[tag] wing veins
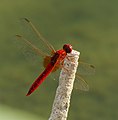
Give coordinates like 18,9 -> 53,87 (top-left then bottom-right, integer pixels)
23,18 -> 56,54
75,74 -> 89,91
16,35 -> 49,57
78,61 -> 95,75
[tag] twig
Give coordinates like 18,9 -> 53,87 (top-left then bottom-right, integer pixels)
48,50 -> 80,120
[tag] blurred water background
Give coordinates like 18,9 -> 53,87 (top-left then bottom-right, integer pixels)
0,0 -> 118,120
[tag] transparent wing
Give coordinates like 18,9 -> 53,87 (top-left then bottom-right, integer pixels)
77,61 -> 95,75
22,18 -> 56,54
74,61 -> 95,91
16,35 -> 48,57
74,74 -> 89,91
15,18 -> 56,67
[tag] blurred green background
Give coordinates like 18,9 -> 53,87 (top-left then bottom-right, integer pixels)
0,0 -> 118,120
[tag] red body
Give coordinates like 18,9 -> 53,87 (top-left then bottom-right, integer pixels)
26,49 -> 67,96
17,18 -> 93,96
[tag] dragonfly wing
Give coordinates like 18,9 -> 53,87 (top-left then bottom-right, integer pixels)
16,35 -> 48,57
74,74 -> 89,91
77,61 -> 95,75
22,18 -> 56,54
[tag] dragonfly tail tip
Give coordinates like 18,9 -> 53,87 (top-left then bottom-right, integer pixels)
26,92 -> 30,96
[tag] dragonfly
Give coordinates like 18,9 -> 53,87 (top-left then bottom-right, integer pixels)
16,18 -> 95,96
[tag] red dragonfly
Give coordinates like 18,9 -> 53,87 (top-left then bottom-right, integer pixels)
16,18 -> 95,96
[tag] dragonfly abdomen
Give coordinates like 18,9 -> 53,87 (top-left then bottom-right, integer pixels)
26,63 -> 54,96
26,50 -> 67,96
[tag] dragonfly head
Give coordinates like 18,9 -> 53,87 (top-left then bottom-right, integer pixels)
63,44 -> 72,53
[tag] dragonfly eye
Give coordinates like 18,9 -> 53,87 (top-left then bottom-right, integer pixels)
63,44 -> 72,53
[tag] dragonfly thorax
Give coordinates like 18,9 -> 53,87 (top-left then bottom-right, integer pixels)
63,44 -> 72,53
